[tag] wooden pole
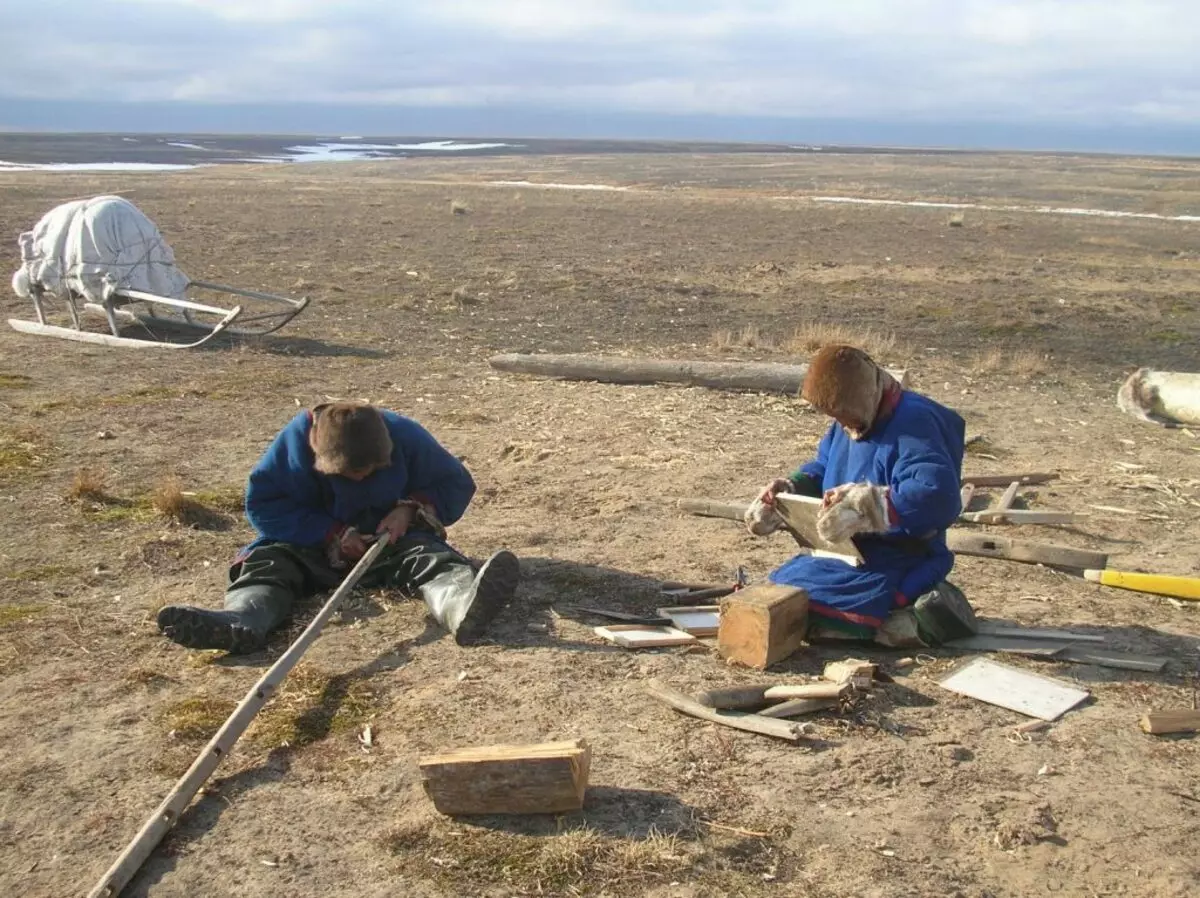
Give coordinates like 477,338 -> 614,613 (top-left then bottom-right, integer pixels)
675,497 -> 1108,571
86,536 -> 392,898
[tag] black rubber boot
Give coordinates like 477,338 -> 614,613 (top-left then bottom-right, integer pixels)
156,586 -> 291,654
417,550 -> 520,645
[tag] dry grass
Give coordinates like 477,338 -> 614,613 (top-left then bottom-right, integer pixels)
0,603 -> 46,626
383,821 -> 697,895
152,476 -> 227,528
450,199 -> 470,215
158,695 -> 237,742
247,663 -> 377,750
786,322 -> 901,360
0,426 -> 46,480
971,347 -> 1050,377
0,373 -> 33,388
711,324 -> 778,351
66,467 -> 110,503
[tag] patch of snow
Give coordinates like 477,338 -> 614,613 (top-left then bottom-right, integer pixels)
0,160 -> 198,172
283,140 -> 514,164
166,141 -> 206,150
490,180 -> 629,191
121,137 -> 138,142
793,195 -> 1200,222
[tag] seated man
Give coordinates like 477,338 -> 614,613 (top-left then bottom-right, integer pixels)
745,343 -> 975,646
157,402 -> 519,654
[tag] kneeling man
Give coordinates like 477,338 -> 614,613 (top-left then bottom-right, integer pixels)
746,344 -> 975,645
158,402 -> 518,653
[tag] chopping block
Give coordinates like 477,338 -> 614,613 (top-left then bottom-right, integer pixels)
718,583 -> 809,669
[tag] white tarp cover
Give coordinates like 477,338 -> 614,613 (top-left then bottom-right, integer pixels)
11,195 -> 190,304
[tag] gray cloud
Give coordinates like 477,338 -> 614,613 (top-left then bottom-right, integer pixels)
2,0 -> 1197,125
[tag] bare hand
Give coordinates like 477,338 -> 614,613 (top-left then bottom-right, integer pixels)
759,477 -> 794,506
339,527 -> 371,561
376,503 -> 416,542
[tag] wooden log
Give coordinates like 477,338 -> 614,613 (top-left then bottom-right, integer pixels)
646,684 -> 808,742
961,473 -> 1058,487
1139,710 -> 1200,735
675,496 -> 1107,570
489,353 -> 906,395
945,531 -> 1107,571
418,740 -> 592,816
758,698 -> 839,718
696,681 -> 846,709
718,584 -> 809,670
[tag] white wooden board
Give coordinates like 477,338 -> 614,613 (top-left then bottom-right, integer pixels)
656,606 -> 720,636
593,624 -> 697,648
937,656 -> 1090,721
773,494 -> 864,565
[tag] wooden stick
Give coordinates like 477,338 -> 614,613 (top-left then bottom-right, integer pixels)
961,473 -> 1058,487
676,496 -> 1108,571
645,684 -> 808,742
996,481 -> 1022,512
85,536 -> 392,898
492,353 -> 909,395
960,510 -> 1079,525
1140,710 -> 1200,735
758,698 -> 839,718
959,483 -> 976,510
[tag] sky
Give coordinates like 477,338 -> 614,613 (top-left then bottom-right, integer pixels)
2,0 -> 1198,153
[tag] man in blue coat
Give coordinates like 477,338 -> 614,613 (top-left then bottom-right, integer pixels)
157,402 -> 519,654
746,344 -> 975,645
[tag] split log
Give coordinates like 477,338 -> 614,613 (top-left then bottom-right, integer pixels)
489,353 -> 906,395
419,740 -> 592,815
718,584 -> 809,670
1139,710 -> 1200,735
758,698 -> 840,718
646,683 -> 809,742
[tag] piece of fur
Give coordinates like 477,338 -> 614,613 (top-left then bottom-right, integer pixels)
802,344 -> 897,439
744,494 -> 783,536
816,482 -> 890,543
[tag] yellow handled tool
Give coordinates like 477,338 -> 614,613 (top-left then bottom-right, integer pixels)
1084,568 -> 1200,602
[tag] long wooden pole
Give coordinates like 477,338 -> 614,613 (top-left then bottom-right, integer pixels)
86,536 -> 391,898
645,684 -> 809,742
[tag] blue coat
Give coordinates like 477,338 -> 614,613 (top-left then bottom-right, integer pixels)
241,409 -> 476,552
769,391 -> 965,632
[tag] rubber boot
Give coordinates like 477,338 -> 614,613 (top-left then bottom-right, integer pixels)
156,586 -> 291,654
418,550 -> 520,645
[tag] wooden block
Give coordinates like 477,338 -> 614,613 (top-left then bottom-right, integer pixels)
419,739 -> 591,816
1140,710 -> 1200,735
718,584 -> 809,670
823,658 -> 877,686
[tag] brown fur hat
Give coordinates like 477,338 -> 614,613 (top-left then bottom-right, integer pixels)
801,344 -> 891,437
309,402 -> 393,475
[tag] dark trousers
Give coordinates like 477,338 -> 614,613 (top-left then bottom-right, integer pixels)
224,531 -> 470,617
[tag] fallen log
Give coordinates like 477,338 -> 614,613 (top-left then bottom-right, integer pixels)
676,497 -> 1109,571
489,353 -> 906,395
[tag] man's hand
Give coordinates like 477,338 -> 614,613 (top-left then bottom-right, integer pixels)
376,502 -> 417,542
758,477 -> 794,506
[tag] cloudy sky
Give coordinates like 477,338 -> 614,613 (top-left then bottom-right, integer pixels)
2,1 -> 1198,149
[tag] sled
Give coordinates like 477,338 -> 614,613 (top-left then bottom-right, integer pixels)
9,195 -> 309,349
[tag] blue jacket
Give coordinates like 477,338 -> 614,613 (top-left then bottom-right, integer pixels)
770,391 -> 965,629
242,409 -> 476,551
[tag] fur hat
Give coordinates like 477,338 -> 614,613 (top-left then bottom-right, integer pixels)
801,344 -> 894,439
309,402 -> 393,476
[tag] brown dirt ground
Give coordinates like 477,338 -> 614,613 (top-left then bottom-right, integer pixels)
1,152 -> 1199,898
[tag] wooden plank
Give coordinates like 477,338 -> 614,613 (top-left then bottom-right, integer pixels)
489,353 -> 907,395
937,657 -> 1091,721
758,698 -> 840,718
1056,646 -> 1170,673
945,531 -> 1107,571
594,624 -> 696,648
823,659 -> 878,685
718,584 -> 810,670
996,481 -> 1022,511
773,494 -> 865,564
961,473 -> 1059,487
676,498 -> 747,520
657,606 -> 720,637
1140,710 -> 1200,735
945,636 -> 1071,656
646,684 -> 808,742
960,483 -> 976,510
975,622 -> 1107,643
960,510 -> 1079,525
419,739 -> 591,816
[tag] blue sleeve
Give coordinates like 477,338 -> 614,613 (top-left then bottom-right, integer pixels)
792,424 -> 834,488
887,429 -> 963,538
245,413 -> 341,547
385,413 -> 476,526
